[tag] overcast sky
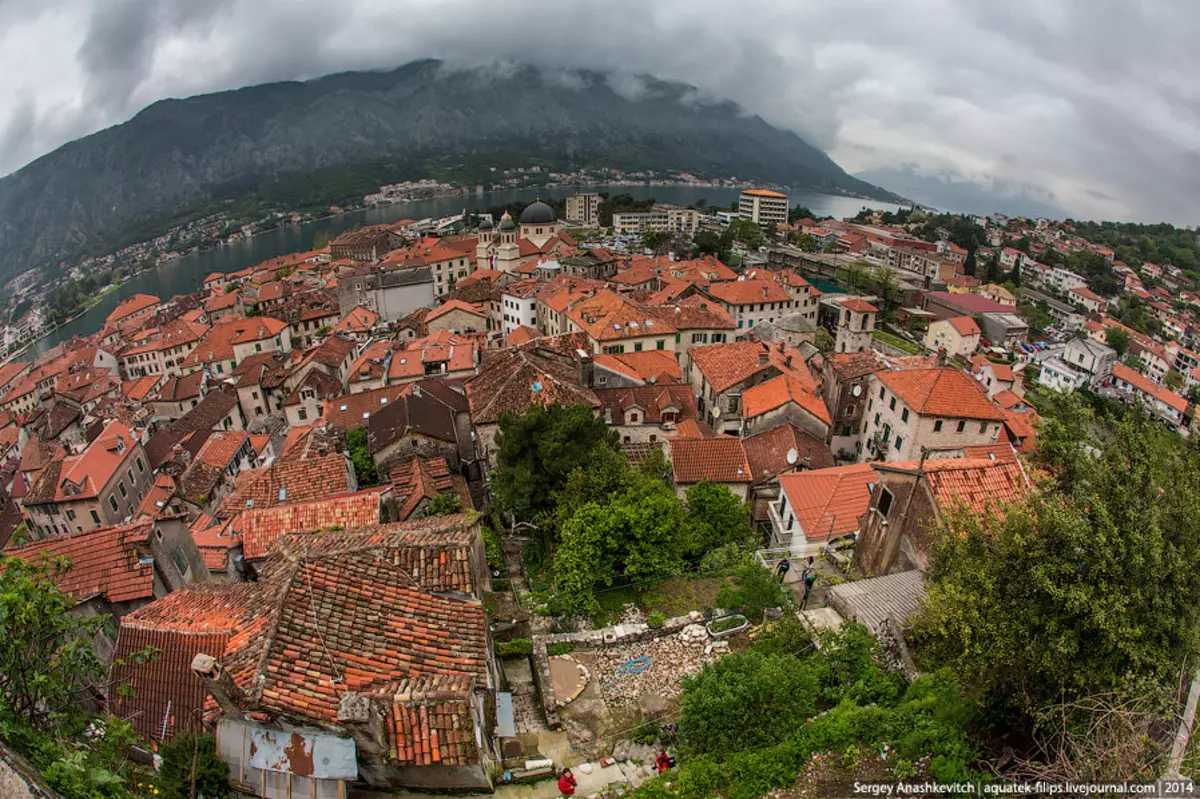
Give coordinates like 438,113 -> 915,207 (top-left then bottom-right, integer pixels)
0,0 -> 1196,223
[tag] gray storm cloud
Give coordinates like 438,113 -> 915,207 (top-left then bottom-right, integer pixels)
0,0 -> 1196,223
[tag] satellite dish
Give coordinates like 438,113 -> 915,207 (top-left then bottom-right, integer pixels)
851,384 -> 863,397
711,406 -> 722,419
786,448 -> 799,465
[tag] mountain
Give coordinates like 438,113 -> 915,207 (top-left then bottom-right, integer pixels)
854,164 -> 1068,221
0,59 -> 899,278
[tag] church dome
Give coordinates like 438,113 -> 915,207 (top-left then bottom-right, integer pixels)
498,211 -> 517,231
478,218 -> 493,231
519,201 -> 556,225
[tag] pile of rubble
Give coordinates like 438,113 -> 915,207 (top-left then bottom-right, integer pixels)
592,629 -> 726,707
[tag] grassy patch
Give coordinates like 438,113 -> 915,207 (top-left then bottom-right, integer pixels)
873,330 -> 920,354
641,577 -> 722,617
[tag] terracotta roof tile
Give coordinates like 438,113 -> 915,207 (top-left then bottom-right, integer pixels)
235,487 -> 389,559
466,343 -> 597,425
742,423 -> 835,483
741,375 -> 831,425
876,368 -> 1005,421
778,463 -> 876,540
218,453 -> 352,515
6,519 -> 155,603
707,278 -> 791,306
670,437 -> 751,484
947,316 -> 981,337
882,456 -> 1031,517
689,341 -> 817,394
109,582 -> 261,741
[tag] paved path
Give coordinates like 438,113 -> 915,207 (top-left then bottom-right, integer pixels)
354,756 -> 660,799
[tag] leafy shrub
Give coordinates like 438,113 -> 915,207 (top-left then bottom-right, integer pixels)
497,638 -> 533,658
646,610 -> 665,629
631,720 -> 660,745
546,642 -> 575,657
679,651 -> 819,756
714,561 -> 789,619
158,732 -> 230,799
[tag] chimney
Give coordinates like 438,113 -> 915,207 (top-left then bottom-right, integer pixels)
576,349 -> 594,387
191,654 -> 243,715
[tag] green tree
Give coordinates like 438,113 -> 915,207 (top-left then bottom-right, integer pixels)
911,398 -> 1200,725
553,477 -> 685,616
678,650 -> 819,756
1164,370 -> 1185,392
345,426 -> 378,487
643,229 -> 672,254
794,233 -> 818,252
984,252 -> 1003,284
492,403 -> 619,523
551,444 -> 636,534
1106,326 -> 1132,357
311,230 -> 330,250
683,479 -> 753,556
0,555 -> 106,725
814,328 -> 836,353
963,248 -> 978,277
158,733 -> 230,799
421,492 -> 463,518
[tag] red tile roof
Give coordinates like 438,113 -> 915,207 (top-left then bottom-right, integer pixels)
876,368 -> 1005,420
109,582 -> 261,741
218,453 -> 352,515
740,375 -> 831,425
946,316 -> 981,337
778,463 -> 876,540
840,298 -> 878,314
592,350 -> 681,385
742,423 -> 835,483
505,325 -> 540,346
334,305 -> 380,334
27,421 -> 139,502
466,343 -> 597,425
882,456 -> 1031,516
707,278 -> 791,306
214,544 -> 489,766
235,487 -> 388,560
649,295 -> 736,330
689,341 -> 817,394
390,457 -> 458,521
6,520 -> 155,603
1111,362 -> 1188,413
670,437 -> 751,484
567,290 -> 676,342
106,294 -> 160,325
425,299 -> 488,324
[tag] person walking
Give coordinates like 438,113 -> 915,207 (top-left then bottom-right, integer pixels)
775,557 -> 791,580
802,571 -> 817,609
558,767 -> 578,796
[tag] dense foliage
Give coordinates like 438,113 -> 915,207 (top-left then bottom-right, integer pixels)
630,623 -> 980,799
1073,220 -> 1200,274
912,395 -> 1200,727
491,403 -> 619,523
157,733 -> 230,799
345,426 -> 378,487
0,556 -> 165,798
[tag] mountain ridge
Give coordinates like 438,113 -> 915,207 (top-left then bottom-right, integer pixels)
0,59 -> 900,278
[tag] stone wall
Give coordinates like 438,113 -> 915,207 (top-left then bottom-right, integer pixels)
0,741 -> 60,799
532,612 -> 703,729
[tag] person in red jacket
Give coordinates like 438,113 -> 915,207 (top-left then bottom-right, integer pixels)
656,751 -> 672,773
558,767 -> 577,796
